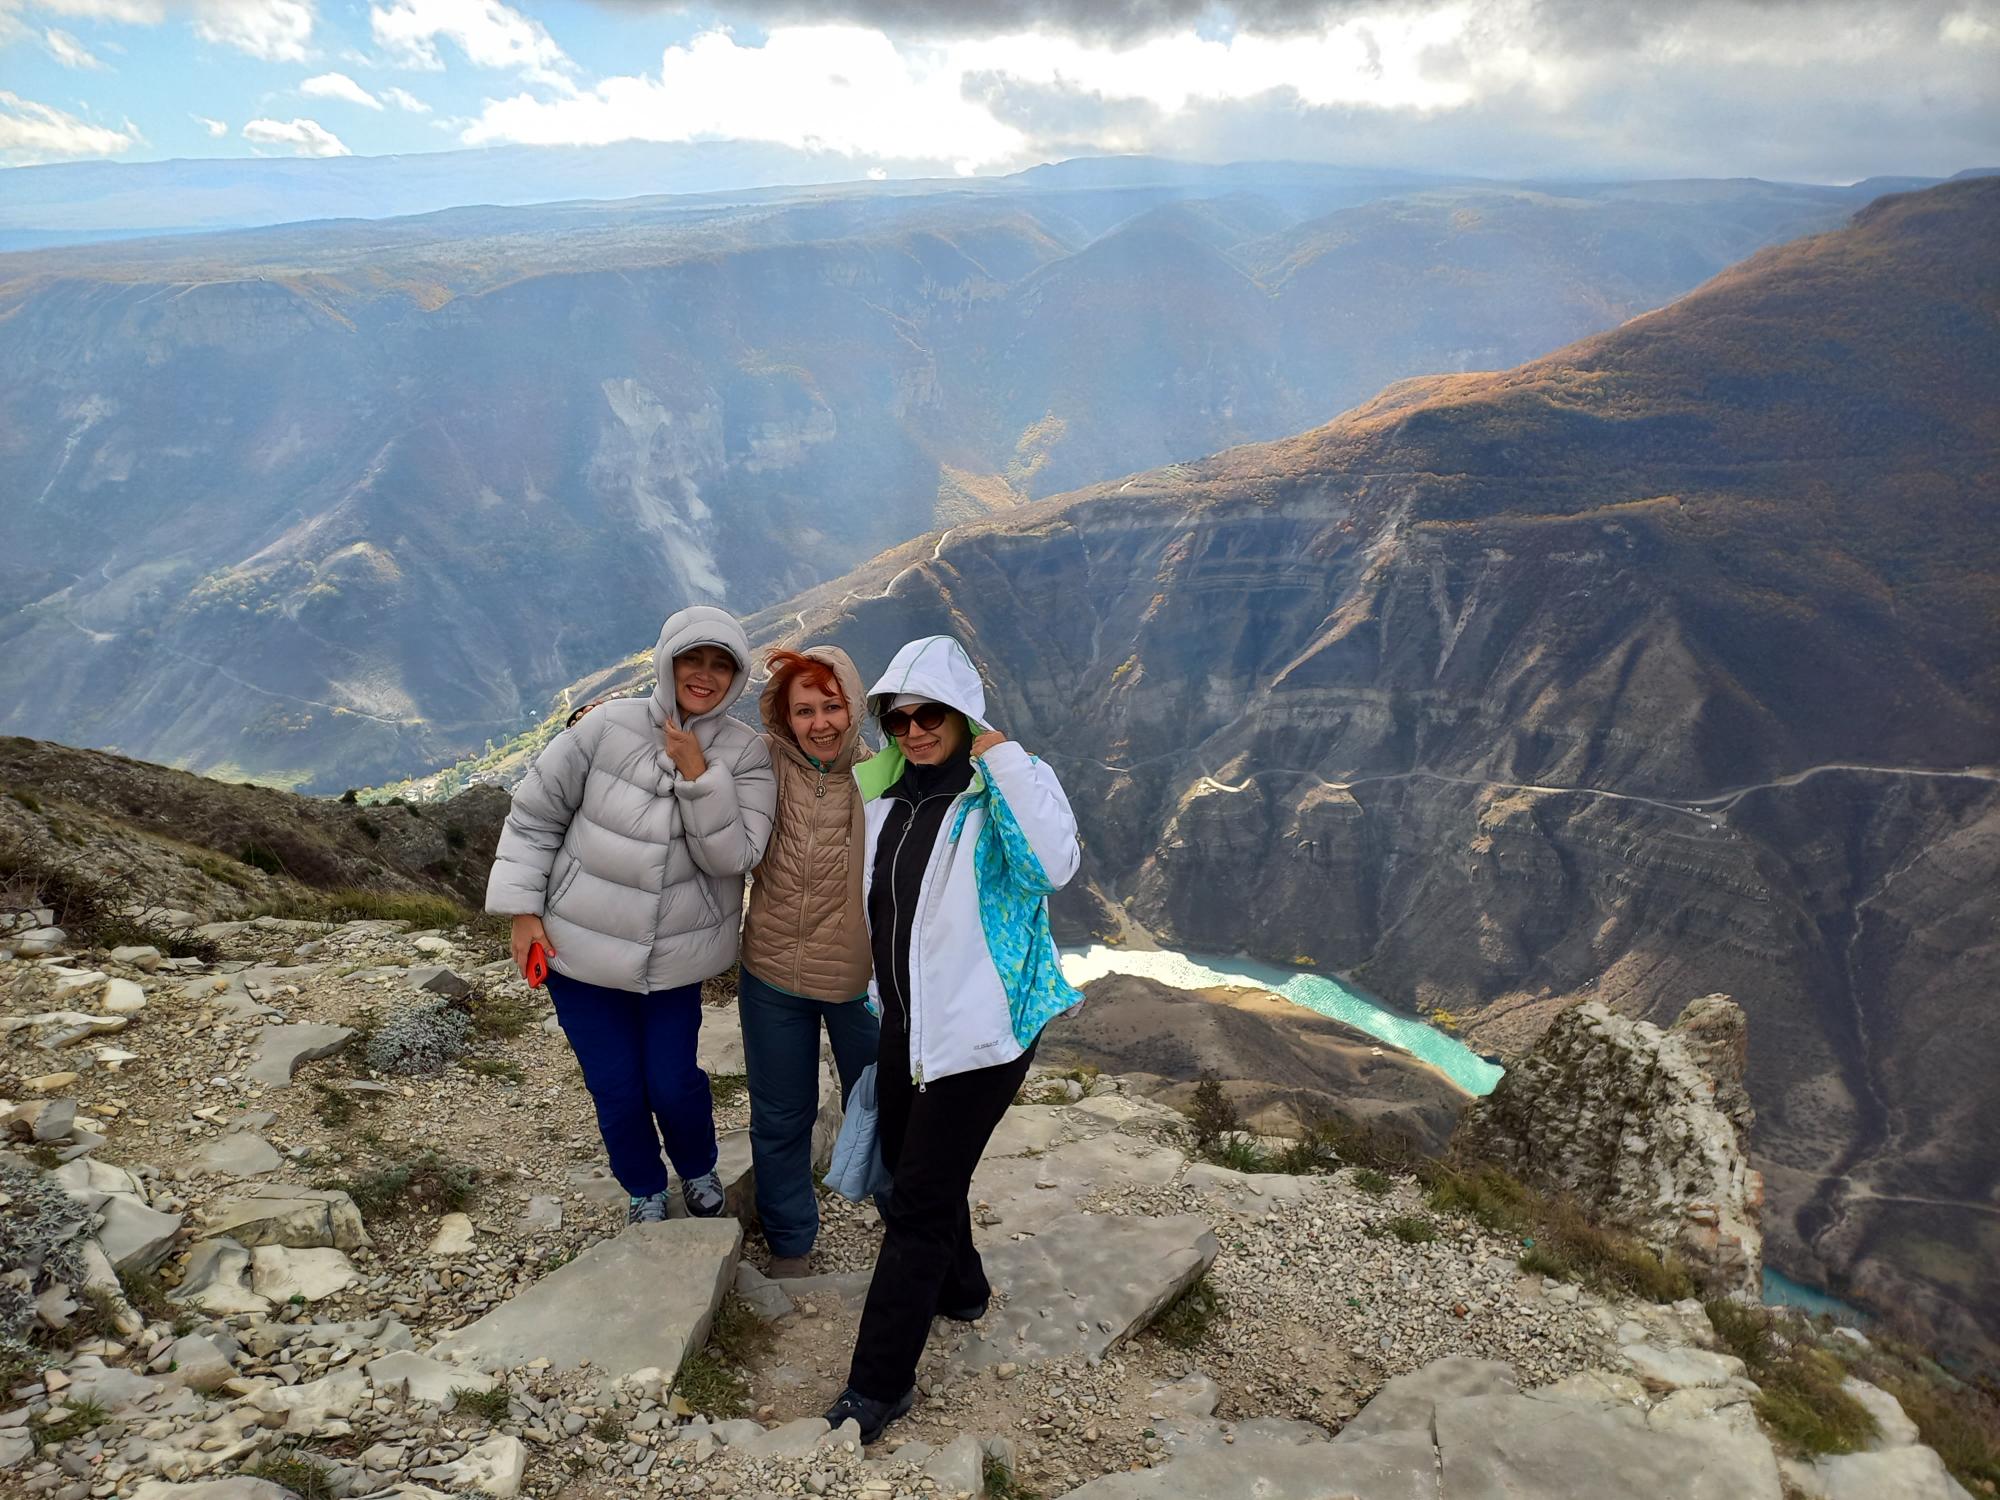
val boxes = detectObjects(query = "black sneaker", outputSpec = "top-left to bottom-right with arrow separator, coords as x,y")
822,1385 -> 916,1444
681,1170 -> 726,1218
938,1298 -> 989,1323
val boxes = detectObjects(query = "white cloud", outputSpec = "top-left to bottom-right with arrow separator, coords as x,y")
0,87 -> 139,164
43,25 -> 106,66
464,24 -> 1014,158
242,114 -> 349,154
457,2 -> 2000,179
380,84 -> 430,111
192,111 -> 229,135
192,0 -> 314,61
452,14 -> 1519,166
370,0 -> 571,86
25,0 -> 316,60
302,70 -> 384,108
33,0 -> 168,22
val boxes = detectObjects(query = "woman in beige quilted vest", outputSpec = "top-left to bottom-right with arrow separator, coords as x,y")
739,645 -> 879,1277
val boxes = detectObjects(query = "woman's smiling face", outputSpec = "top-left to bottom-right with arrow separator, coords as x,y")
673,645 -> 736,720
898,703 -> 966,765
788,676 -> 850,758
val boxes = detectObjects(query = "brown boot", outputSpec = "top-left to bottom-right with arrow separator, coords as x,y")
768,1254 -> 811,1279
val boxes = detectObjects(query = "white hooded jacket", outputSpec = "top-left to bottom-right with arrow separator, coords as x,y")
858,636 -> 1081,1085
485,605 -> 776,993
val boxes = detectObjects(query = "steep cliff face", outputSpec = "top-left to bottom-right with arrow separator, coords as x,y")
1457,996 -> 1764,1296
692,180 -> 1998,1360
0,171 -> 1868,789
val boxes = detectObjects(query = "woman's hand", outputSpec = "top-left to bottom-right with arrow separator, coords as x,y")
664,720 -> 708,780
511,914 -> 555,975
970,730 -> 1008,758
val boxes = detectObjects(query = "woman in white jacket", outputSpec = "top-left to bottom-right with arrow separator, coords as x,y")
823,636 -> 1082,1443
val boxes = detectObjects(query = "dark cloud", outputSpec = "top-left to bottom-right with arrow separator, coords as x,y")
598,0 -> 1371,44
962,70 -> 1163,141
1062,65 -> 1995,183
603,0 -> 1985,48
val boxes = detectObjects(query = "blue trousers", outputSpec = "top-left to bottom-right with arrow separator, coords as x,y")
547,971 -> 718,1197
738,967 -> 880,1257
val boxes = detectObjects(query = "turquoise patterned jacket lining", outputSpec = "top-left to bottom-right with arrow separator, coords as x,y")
949,759 -> 1084,1048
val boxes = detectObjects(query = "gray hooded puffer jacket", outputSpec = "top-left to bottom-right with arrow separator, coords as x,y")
485,605 -> 777,994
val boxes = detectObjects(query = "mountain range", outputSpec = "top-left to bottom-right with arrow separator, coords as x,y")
497,178 -> 2000,1364
0,160 -> 1937,791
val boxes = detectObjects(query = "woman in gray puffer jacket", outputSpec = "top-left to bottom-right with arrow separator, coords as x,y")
487,605 -> 776,1223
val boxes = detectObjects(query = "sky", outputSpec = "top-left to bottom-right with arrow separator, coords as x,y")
0,0 -> 1996,181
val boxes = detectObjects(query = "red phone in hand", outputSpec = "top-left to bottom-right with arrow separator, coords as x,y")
524,941 -> 549,989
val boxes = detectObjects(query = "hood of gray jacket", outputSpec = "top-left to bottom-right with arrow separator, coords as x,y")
653,604 -> 754,729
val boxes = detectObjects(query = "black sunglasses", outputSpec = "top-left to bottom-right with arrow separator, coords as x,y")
880,702 -> 951,738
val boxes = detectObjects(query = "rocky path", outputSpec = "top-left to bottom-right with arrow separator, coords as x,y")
1,910 -> 1975,1500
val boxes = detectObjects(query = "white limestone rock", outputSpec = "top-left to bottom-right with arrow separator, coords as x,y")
409,1434 -> 525,1498
250,1245 -> 361,1302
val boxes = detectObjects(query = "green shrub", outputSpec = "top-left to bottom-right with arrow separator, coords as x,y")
1366,1215 -> 1437,1245
1353,1169 -> 1394,1196
983,1456 -> 1044,1500
452,1387 -> 512,1422
709,1295 -> 775,1367
237,842 -> 286,875
673,1348 -> 748,1419
1186,1070 -> 1238,1154
365,999 -> 473,1075
322,1148 -> 477,1218
243,1449 -> 336,1499
250,888 -> 474,929
466,987 -> 532,1040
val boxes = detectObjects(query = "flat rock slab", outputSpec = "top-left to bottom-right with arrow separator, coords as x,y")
411,1433 -> 525,1498
188,1133 -> 283,1178
1806,1446 -> 1978,1500
366,1350 -> 493,1404
947,1212 -> 1216,1374
131,1482 -> 298,1500
170,1238 -> 268,1315
250,1245 -> 360,1302
203,1186 -> 369,1250
244,1023 -> 354,1087
972,1131 -> 1188,1234
1055,1431 -> 1435,1500
96,1195 -> 184,1272
1435,1391 -> 1783,1500
435,1218 -> 742,1376
1337,1356 -> 1519,1443
1621,1343 -> 1749,1392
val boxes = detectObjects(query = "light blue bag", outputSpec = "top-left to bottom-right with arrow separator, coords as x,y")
825,1063 -> 893,1202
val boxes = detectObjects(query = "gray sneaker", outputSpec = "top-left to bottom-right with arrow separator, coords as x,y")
627,1191 -> 670,1224
682,1171 -> 726,1218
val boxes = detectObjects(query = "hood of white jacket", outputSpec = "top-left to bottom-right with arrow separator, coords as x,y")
857,635 -> 990,800
652,605 -> 753,729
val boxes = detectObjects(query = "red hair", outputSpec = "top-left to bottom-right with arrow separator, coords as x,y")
766,649 -> 845,707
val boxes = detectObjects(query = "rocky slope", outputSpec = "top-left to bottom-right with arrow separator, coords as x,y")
521,179 -> 2000,1363
0,166 -> 1879,789
3,855 -> 1982,1499
1043,974 -> 1466,1152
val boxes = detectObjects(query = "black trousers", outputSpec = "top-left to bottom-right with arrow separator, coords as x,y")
846,1005 -> 1035,1400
